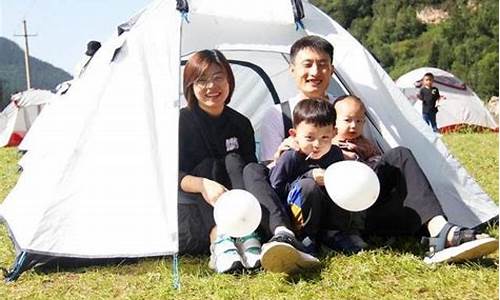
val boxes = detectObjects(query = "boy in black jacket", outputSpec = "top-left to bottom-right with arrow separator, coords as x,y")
264,99 -> 355,264
417,72 -> 441,132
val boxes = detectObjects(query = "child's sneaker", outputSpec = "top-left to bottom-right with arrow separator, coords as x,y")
349,233 -> 369,249
209,235 -> 244,273
320,231 -> 364,254
236,232 -> 262,269
261,231 -> 320,274
301,236 -> 319,257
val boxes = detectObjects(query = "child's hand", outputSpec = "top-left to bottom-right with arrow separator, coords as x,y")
312,168 -> 325,186
200,179 -> 228,206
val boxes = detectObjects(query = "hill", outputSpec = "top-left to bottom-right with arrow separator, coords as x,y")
311,0 -> 499,100
0,37 -> 72,109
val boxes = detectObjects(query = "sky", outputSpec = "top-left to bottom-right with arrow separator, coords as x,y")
1,0 -> 151,75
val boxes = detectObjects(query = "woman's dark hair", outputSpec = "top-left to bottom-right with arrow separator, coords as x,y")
183,49 -> 235,109
290,35 -> 334,65
293,98 -> 336,128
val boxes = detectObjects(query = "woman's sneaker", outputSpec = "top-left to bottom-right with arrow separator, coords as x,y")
235,232 -> 262,269
209,235 -> 244,273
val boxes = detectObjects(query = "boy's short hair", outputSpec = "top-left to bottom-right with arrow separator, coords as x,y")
290,35 -> 334,64
293,99 -> 336,128
333,95 -> 366,114
423,72 -> 434,80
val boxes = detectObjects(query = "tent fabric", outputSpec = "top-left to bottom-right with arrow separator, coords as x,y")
0,0 -> 497,279
1,0 -> 179,259
0,89 -> 54,147
395,67 -> 498,132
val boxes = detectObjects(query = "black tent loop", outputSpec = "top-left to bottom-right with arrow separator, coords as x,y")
176,0 -> 189,14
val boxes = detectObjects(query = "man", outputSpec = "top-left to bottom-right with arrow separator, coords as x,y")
260,35 -> 335,162
257,35 -> 497,272
246,36 -> 337,274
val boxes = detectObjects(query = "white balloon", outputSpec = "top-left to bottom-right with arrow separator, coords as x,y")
324,160 -> 380,212
213,189 -> 262,237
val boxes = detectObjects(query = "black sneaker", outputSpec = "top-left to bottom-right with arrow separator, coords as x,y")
301,236 -> 319,257
260,231 -> 320,274
321,231 -> 363,254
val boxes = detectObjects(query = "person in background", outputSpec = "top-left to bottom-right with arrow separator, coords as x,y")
417,72 -> 440,133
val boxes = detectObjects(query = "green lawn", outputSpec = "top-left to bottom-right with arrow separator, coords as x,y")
0,133 -> 498,299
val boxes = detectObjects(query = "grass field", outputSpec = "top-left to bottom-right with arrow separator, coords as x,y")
0,133 -> 498,299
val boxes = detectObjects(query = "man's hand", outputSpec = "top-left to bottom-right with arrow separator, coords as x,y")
342,150 -> 359,161
273,136 -> 300,161
336,141 -> 357,151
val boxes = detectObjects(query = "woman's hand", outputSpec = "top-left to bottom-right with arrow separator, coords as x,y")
180,175 -> 228,206
312,168 -> 325,186
200,178 -> 228,206
273,136 -> 300,161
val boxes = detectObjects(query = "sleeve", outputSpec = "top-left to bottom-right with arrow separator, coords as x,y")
239,117 -> 258,164
269,150 -> 296,199
417,88 -> 423,100
356,136 -> 381,161
259,105 -> 285,162
330,145 -> 345,163
178,111 -> 196,186
434,87 -> 440,100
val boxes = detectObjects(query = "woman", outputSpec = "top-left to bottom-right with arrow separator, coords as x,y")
178,49 -> 261,273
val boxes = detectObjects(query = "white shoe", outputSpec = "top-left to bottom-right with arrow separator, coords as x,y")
424,237 -> 498,264
209,235 -> 244,273
236,232 -> 262,269
261,232 -> 320,274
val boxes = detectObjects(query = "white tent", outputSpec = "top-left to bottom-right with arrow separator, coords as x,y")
0,89 -> 54,147
1,0 -> 497,280
395,67 -> 498,132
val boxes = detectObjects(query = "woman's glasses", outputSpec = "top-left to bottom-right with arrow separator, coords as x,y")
194,74 -> 227,88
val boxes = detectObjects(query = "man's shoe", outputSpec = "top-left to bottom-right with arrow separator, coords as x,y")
209,235 -> 244,273
423,223 -> 499,264
261,231 -> 320,274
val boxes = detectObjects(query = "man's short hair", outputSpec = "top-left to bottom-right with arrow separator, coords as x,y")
293,98 -> 336,128
290,35 -> 334,64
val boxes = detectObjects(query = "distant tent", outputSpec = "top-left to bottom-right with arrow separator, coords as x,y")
0,89 -> 54,147
395,67 -> 498,133
0,0 -> 497,281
